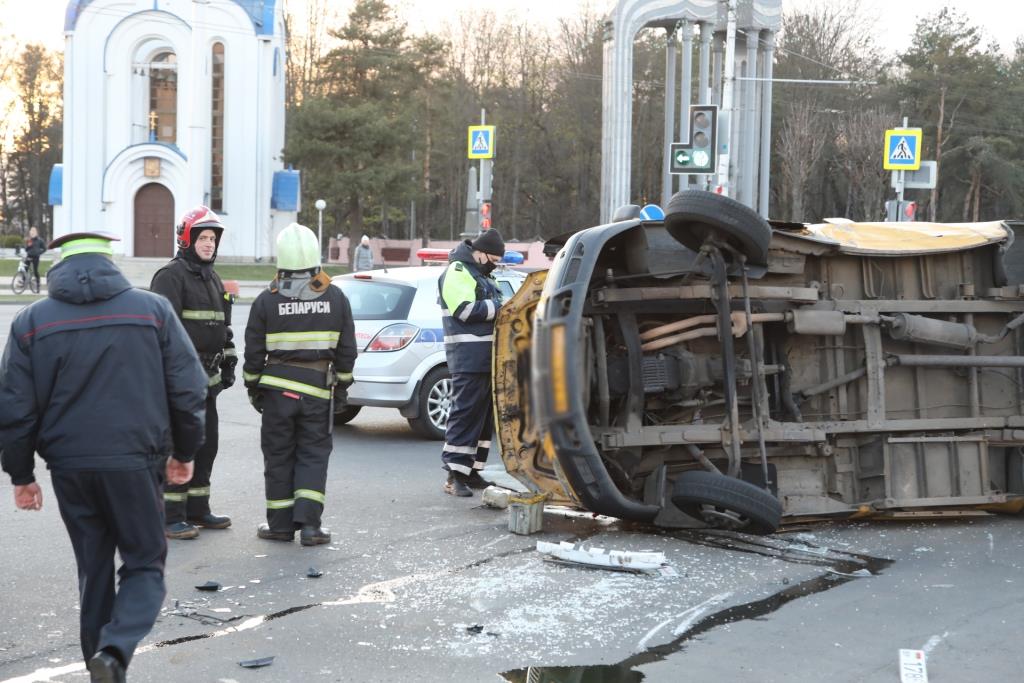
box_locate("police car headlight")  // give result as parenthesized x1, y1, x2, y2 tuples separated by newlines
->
(366, 324, 420, 352)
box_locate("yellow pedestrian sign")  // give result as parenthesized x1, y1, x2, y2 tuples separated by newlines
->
(884, 128, 922, 170)
(468, 125, 496, 159)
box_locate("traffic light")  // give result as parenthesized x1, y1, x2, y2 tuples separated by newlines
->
(885, 199, 917, 222)
(480, 201, 492, 230)
(670, 104, 718, 175)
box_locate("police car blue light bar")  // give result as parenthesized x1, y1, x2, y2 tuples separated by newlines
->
(500, 251, 524, 265)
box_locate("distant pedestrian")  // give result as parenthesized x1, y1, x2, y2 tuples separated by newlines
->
(437, 229, 505, 496)
(24, 226, 46, 287)
(354, 234, 374, 272)
(244, 223, 357, 546)
(151, 206, 237, 540)
(0, 231, 207, 683)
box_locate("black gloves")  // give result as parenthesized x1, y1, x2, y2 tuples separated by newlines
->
(221, 355, 237, 390)
(248, 388, 264, 414)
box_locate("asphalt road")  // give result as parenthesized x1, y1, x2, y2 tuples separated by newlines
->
(0, 302, 1022, 682)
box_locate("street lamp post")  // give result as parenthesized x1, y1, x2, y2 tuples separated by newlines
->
(314, 199, 326, 257)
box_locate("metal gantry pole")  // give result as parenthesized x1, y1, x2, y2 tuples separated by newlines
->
(678, 20, 693, 193)
(758, 31, 775, 218)
(718, 0, 738, 195)
(698, 22, 712, 104)
(742, 30, 759, 206)
(661, 26, 678, 207)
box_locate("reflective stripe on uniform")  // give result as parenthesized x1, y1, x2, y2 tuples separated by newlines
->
(60, 238, 114, 258)
(265, 330, 340, 351)
(484, 300, 496, 320)
(294, 488, 326, 504)
(472, 461, 486, 470)
(243, 370, 261, 382)
(164, 492, 187, 503)
(258, 375, 332, 400)
(207, 372, 222, 387)
(444, 443, 478, 455)
(266, 498, 295, 509)
(188, 486, 211, 497)
(457, 303, 474, 322)
(447, 463, 473, 475)
(478, 440, 492, 448)
(182, 309, 226, 321)
(444, 334, 493, 343)
(224, 348, 237, 357)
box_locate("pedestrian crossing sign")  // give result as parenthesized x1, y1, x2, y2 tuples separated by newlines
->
(884, 128, 922, 170)
(468, 125, 496, 159)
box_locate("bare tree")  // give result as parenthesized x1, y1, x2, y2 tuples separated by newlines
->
(778, 100, 828, 222)
(284, 0, 336, 109)
(835, 108, 894, 221)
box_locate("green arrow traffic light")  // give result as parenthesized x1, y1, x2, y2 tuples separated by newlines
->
(674, 150, 691, 166)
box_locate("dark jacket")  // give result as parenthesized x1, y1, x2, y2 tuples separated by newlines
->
(150, 254, 235, 387)
(0, 254, 208, 485)
(243, 282, 357, 401)
(438, 241, 502, 374)
(24, 236, 45, 259)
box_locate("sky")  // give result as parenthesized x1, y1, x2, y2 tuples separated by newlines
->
(1, 0, 1023, 56)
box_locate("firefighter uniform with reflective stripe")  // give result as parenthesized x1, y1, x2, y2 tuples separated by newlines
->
(438, 240, 503, 477)
(243, 282, 356, 532)
(151, 256, 235, 524)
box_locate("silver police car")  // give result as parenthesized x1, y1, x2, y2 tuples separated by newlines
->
(331, 254, 525, 439)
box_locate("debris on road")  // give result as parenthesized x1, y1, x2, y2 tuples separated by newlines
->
(195, 581, 222, 592)
(899, 648, 929, 683)
(509, 493, 546, 535)
(481, 485, 513, 509)
(307, 567, 323, 578)
(238, 656, 275, 669)
(536, 541, 669, 573)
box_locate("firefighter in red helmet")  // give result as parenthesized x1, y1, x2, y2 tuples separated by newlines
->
(150, 206, 237, 539)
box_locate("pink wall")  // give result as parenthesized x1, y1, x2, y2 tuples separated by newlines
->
(327, 237, 552, 268)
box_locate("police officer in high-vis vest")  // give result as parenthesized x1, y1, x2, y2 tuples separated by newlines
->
(438, 228, 505, 497)
(151, 206, 236, 540)
(243, 223, 356, 546)
(0, 231, 207, 682)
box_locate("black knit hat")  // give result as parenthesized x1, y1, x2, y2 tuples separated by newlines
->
(471, 229, 505, 257)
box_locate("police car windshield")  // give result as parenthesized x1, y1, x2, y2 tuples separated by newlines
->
(335, 280, 416, 321)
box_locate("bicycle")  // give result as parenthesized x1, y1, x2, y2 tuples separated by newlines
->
(11, 256, 40, 295)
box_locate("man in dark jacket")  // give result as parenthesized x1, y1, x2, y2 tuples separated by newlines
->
(243, 223, 357, 546)
(24, 226, 46, 287)
(0, 232, 207, 683)
(437, 229, 505, 497)
(151, 206, 236, 539)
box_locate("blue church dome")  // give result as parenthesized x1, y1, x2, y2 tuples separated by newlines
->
(65, 0, 277, 35)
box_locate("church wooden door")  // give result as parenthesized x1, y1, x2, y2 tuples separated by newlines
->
(133, 183, 175, 257)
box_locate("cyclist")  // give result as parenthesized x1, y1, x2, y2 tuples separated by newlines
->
(24, 227, 46, 288)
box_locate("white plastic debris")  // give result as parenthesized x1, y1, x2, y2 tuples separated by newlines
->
(899, 649, 929, 683)
(536, 541, 668, 572)
(481, 486, 513, 509)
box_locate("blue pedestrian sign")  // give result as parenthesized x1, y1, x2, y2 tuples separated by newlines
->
(639, 204, 665, 221)
(884, 128, 922, 170)
(467, 125, 496, 159)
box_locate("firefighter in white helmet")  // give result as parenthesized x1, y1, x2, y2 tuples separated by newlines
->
(242, 223, 356, 546)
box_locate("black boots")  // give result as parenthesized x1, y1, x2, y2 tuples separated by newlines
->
(256, 523, 294, 542)
(300, 525, 331, 546)
(466, 471, 493, 490)
(87, 650, 126, 683)
(165, 521, 199, 540)
(444, 472, 473, 497)
(189, 513, 232, 529)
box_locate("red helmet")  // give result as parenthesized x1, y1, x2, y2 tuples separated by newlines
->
(176, 206, 224, 250)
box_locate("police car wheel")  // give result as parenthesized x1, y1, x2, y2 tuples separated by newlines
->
(664, 190, 772, 267)
(333, 405, 362, 425)
(408, 367, 451, 440)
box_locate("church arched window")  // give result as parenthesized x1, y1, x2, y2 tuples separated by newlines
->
(211, 42, 225, 211)
(149, 51, 177, 143)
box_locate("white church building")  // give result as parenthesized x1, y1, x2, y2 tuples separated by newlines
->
(50, 0, 300, 258)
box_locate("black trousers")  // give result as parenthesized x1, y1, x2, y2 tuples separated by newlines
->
(51, 464, 167, 668)
(260, 390, 332, 531)
(28, 255, 40, 282)
(165, 395, 217, 523)
(440, 372, 493, 476)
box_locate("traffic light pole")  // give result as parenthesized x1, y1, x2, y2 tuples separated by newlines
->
(717, 0, 738, 195)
